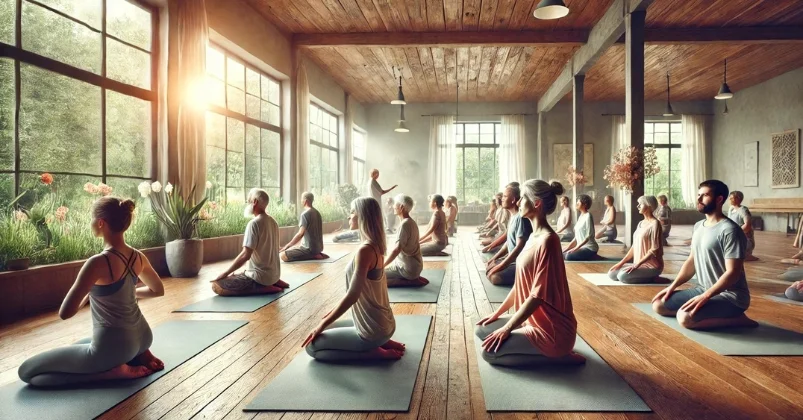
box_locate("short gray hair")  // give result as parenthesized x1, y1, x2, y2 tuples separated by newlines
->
(301, 191, 315, 204)
(638, 195, 659, 211)
(248, 188, 270, 209)
(394, 194, 415, 213)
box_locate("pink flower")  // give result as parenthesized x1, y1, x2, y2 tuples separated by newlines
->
(199, 209, 212, 220)
(55, 206, 69, 222)
(40, 173, 54, 185)
(14, 210, 28, 222)
(84, 182, 99, 194)
(208, 201, 219, 211)
(97, 183, 113, 196)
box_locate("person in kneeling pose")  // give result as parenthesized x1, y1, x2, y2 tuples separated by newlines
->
(280, 191, 327, 262)
(480, 193, 505, 238)
(785, 281, 803, 302)
(652, 179, 758, 330)
(555, 196, 574, 242)
(419, 194, 450, 256)
(385, 197, 397, 234)
(728, 191, 758, 261)
(475, 179, 585, 367)
(19, 197, 165, 387)
(384, 194, 427, 287)
(656, 194, 672, 246)
(212, 189, 288, 295)
(303, 197, 405, 361)
(608, 196, 666, 284)
(563, 194, 599, 261)
(332, 211, 360, 243)
(477, 197, 499, 233)
(595, 195, 618, 242)
(485, 183, 532, 286)
(445, 196, 459, 237)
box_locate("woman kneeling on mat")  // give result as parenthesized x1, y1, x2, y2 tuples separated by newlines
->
(563, 194, 599, 261)
(608, 195, 666, 284)
(384, 194, 427, 287)
(19, 197, 165, 387)
(419, 194, 449, 256)
(785, 280, 803, 302)
(303, 197, 405, 361)
(475, 180, 585, 367)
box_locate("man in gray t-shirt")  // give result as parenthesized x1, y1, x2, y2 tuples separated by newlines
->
(652, 179, 758, 330)
(280, 192, 326, 262)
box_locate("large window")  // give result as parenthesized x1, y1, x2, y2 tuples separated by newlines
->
(309, 102, 338, 194)
(0, 0, 157, 207)
(205, 44, 282, 203)
(455, 122, 500, 205)
(644, 122, 685, 208)
(352, 128, 366, 186)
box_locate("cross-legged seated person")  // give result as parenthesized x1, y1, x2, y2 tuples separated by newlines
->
(785, 281, 803, 301)
(280, 192, 327, 262)
(384, 194, 427, 287)
(419, 194, 450, 256)
(728, 191, 758, 261)
(477, 197, 499, 233)
(303, 197, 405, 362)
(475, 179, 585, 367)
(656, 194, 672, 246)
(608, 196, 666, 284)
(211, 189, 287, 296)
(595, 195, 618, 242)
(563, 194, 599, 261)
(333, 211, 360, 243)
(485, 184, 532, 286)
(555, 196, 574, 242)
(480, 193, 504, 238)
(19, 197, 165, 387)
(652, 179, 758, 330)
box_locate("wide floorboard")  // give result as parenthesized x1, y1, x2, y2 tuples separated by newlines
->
(1, 225, 802, 419)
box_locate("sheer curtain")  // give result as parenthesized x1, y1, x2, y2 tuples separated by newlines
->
(428, 116, 456, 196)
(681, 115, 708, 205)
(174, 0, 208, 201)
(499, 115, 526, 188)
(610, 116, 627, 205)
(295, 59, 310, 197)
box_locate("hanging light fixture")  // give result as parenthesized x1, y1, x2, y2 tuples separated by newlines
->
(390, 67, 406, 105)
(394, 105, 409, 133)
(715, 59, 733, 100)
(723, 100, 729, 115)
(663, 72, 675, 117)
(533, 0, 569, 20)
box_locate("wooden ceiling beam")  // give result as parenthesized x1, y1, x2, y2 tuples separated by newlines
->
(639, 26, 803, 44)
(294, 30, 589, 47)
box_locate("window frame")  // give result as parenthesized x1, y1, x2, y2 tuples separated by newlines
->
(352, 126, 366, 185)
(644, 121, 683, 208)
(0, 0, 159, 197)
(455, 122, 500, 205)
(205, 42, 283, 201)
(308, 101, 339, 193)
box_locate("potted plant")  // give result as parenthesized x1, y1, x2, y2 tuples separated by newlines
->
(139, 181, 207, 277)
(0, 213, 39, 271)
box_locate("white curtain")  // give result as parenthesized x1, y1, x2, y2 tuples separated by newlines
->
(499, 115, 527, 188)
(610, 115, 627, 205)
(174, 0, 207, 201)
(681, 114, 708, 205)
(343, 94, 354, 185)
(295, 59, 310, 198)
(427, 116, 456, 196)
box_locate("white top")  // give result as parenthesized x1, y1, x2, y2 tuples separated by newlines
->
(369, 179, 382, 203)
(557, 207, 573, 232)
(243, 213, 280, 286)
(574, 212, 599, 252)
(346, 252, 396, 342)
(395, 218, 423, 275)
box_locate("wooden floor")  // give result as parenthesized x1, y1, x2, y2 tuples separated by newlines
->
(2, 225, 802, 419)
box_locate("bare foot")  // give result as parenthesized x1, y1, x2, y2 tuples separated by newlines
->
(313, 253, 329, 260)
(556, 352, 587, 365)
(735, 314, 760, 328)
(132, 349, 165, 372)
(745, 255, 759, 262)
(781, 258, 803, 265)
(275, 279, 290, 289)
(95, 364, 154, 381)
(381, 339, 406, 352)
(417, 277, 430, 286)
(364, 346, 404, 360)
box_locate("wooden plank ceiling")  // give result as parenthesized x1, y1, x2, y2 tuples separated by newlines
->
(244, 0, 803, 103)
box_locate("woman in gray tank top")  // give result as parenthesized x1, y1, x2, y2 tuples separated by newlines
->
(18, 197, 165, 387)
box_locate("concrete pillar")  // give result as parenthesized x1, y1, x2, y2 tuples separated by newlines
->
(572, 75, 585, 218)
(536, 112, 544, 179)
(625, 10, 646, 247)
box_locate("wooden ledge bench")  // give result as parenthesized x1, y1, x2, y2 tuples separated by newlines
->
(749, 198, 803, 235)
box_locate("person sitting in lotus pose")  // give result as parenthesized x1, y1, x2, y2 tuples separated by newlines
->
(555, 196, 574, 242)
(484, 183, 532, 286)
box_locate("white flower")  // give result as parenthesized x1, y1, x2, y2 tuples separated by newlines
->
(138, 181, 151, 198)
(151, 181, 162, 193)
(164, 182, 174, 194)
(206, 181, 213, 189)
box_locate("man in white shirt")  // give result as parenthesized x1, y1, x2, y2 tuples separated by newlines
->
(212, 188, 288, 296)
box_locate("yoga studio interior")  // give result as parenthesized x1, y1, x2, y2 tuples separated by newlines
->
(2, 0, 803, 418)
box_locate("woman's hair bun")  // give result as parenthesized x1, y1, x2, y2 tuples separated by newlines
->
(549, 181, 565, 197)
(120, 199, 136, 214)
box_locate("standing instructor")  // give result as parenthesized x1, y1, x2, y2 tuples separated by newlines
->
(368, 169, 398, 205)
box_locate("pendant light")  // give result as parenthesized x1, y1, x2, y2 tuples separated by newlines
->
(715, 59, 733, 100)
(723, 101, 729, 115)
(663, 72, 675, 117)
(390, 67, 406, 105)
(394, 105, 409, 133)
(533, 0, 569, 20)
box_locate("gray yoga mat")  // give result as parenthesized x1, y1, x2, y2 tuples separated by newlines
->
(283, 250, 350, 264)
(422, 254, 451, 261)
(764, 293, 803, 307)
(564, 257, 620, 264)
(633, 303, 803, 355)
(578, 273, 674, 287)
(480, 275, 512, 304)
(663, 253, 690, 261)
(174, 272, 322, 313)
(0, 320, 248, 420)
(387, 269, 446, 303)
(599, 240, 625, 246)
(480, 252, 495, 263)
(244, 315, 432, 412)
(473, 334, 650, 412)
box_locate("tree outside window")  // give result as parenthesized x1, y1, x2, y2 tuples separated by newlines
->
(644, 122, 686, 208)
(455, 122, 499, 206)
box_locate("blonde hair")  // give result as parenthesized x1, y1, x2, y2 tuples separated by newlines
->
(522, 179, 565, 215)
(351, 197, 386, 254)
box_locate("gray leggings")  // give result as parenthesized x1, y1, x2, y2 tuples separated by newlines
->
(564, 248, 598, 261)
(333, 230, 359, 242)
(779, 268, 803, 282)
(385, 263, 423, 285)
(421, 240, 447, 256)
(19, 322, 153, 387)
(305, 319, 391, 362)
(608, 265, 663, 284)
(786, 286, 803, 301)
(474, 318, 546, 367)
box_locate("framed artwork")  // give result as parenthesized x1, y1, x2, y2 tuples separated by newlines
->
(771, 129, 800, 189)
(744, 141, 758, 187)
(553, 143, 594, 187)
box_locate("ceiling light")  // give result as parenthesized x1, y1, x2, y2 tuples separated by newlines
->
(715, 59, 733, 100)
(533, 0, 569, 20)
(663, 72, 675, 117)
(394, 105, 409, 133)
(390, 70, 406, 105)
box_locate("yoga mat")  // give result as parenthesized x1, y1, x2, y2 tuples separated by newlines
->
(387, 269, 446, 303)
(633, 303, 803, 355)
(174, 272, 323, 313)
(564, 257, 620, 264)
(480, 275, 512, 304)
(480, 252, 495, 263)
(599, 240, 625, 246)
(764, 294, 803, 307)
(422, 254, 451, 261)
(283, 250, 350, 264)
(664, 253, 690, 261)
(578, 273, 675, 287)
(244, 315, 432, 412)
(473, 334, 650, 412)
(0, 320, 248, 420)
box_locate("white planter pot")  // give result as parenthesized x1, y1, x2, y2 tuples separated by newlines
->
(165, 239, 204, 278)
